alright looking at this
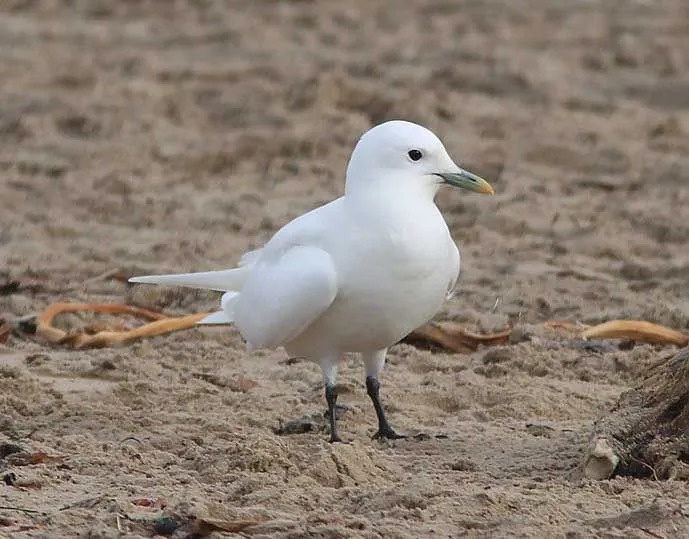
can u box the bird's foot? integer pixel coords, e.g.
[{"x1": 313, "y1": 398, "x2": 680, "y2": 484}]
[
  {"x1": 372, "y1": 425, "x2": 407, "y2": 440},
  {"x1": 328, "y1": 433, "x2": 348, "y2": 444}
]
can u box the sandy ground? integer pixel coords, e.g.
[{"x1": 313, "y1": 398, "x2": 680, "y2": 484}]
[{"x1": 2, "y1": 0, "x2": 689, "y2": 537}]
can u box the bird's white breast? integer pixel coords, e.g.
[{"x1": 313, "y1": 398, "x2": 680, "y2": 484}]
[{"x1": 285, "y1": 196, "x2": 459, "y2": 356}]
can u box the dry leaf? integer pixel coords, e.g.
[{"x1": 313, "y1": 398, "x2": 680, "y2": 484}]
[
  {"x1": 82, "y1": 322, "x2": 131, "y2": 334},
  {"x1": 404, "y1": 322, "x2": 511, "y2": 353},
  {"x1": 582, "y1": 320, "x2": 689, "y2": 347},
  {"x1": 34, "y1": 302, "x2": 209, "y2": 349}
]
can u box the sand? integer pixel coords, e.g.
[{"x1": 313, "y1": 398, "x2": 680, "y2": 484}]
[{"x1": 2, "y1": 0, "x2": 689, "y2": 536}]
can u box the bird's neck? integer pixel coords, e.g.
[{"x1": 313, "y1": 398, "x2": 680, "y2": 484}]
[
  {"x1": 344, "y1": 180, "x2": 442, "y2": 223},
  {"x1": 345, "y1": 174, "x2": 440, "y2": 206}
]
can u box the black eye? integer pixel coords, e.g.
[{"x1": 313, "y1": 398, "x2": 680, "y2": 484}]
[{"x1": 408, "y1": 149, "x2": 423, "y2": 161}]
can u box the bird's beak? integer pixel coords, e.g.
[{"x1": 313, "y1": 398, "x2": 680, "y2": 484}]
[{"x1": 435, "y1": 169, "x2": 495, "y2": 195}]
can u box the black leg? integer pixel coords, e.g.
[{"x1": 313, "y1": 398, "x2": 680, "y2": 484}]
[
  {"x1": 366, "y1": 376, "x2": 406, "y2": 440},
  {"x1": 325, "y1": 384, "x2": 344, "y2": 443}
]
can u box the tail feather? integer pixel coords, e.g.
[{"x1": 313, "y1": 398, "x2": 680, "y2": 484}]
[
  {"x1": 129, "y1": 267, "x2": 248, "y2": 292},
  {"x1": 197, "y1": 291, "x2": 240, "y2": 326},
  {"x1": 197, "y1": 311, "x2": 233, "y2": 325}
]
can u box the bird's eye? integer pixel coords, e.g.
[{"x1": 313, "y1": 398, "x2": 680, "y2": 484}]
[{"x1": 408, "y1": 149, "x2": 423, "y2": 162}]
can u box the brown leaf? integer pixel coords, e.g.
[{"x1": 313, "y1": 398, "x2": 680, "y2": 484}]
[
  {"x1": 195, "y1": 517, "x2": 262, "y2": 534},
  {"x1": 82, "y1": 322, "x2": 131, "y2": 335},
  {"x1": 0, "y1": 517, "x2": 13, "y2": 527},
  {"x1": 404, "y1": 323, "x2": 511, "y2": 353},
  {"x1": 34, "y1": 302, "x2": 208, "y2": 349},
  {"x1": 582, "y1": 320, "x2": 689, "y2": 347}
]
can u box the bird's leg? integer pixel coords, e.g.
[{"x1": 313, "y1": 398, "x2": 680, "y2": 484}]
[
  {"x1": 363, "y1": 349, "x2": 406, "y2": 440},
  {"x1": 325, "y1": 383, "x2": 343, "y2": 443},
  {"x1": 321, "y1": 357, "x2": 344, "y2": 443}
]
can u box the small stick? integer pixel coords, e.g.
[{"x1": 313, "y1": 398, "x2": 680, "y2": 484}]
[
  {"x1": 59, "y1": 494, "x2": 107, "y2": 511},
  {"x1": 119, "y1": 436, "x2": 142, "y2": 445},
  {"x1": 0, "y1": 505, "x2": 42, "y2": 515}
]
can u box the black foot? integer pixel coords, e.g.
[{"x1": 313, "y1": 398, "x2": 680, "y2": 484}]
[
  {"x1": 366, "y1": 376, "x2": 405, "y2": 441},
  {"x1": 329, "y1": 433, "x2": 347, "y2": 444},
  {"x1": 372, "y1": 426, "x2": 407, "y2": 440}
]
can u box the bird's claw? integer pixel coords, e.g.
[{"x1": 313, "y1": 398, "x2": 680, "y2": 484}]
[{"x1": 372, "y1": 427, "x2": 407, "y2": 440}]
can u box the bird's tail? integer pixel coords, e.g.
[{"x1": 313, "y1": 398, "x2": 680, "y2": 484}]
[
  {"x1": 130, "y1": 262, "x2": 255, "y2": 327},
  {"x1": 129, "y1": 267, "x2": 249, "y2": 292},
  {"x1": 196, "y1": 291, "x2": 240, "y2": 325}
]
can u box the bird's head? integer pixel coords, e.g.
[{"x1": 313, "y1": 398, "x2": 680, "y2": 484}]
[{"x1": 345, "y1": 120, "x2": 494, "y2": 199}]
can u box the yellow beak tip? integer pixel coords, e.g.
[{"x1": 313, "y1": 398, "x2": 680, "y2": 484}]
[{"x1": 480, "y1": 184, "x2": 495, "y2": 195}]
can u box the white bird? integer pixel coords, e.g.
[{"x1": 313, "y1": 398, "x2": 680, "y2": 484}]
[{"x1": 130, "y1": 120, "x2": 494, "y2": 442}]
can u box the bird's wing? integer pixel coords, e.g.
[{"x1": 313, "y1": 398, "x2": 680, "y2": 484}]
[
  {"x1": 197, "y1": 292, "x2": 240, "y2": 325},
  {"x1": 239, "y1": 248, "x2": 263, "y2": 266},
  {"x1": 234, "y1": 245, "x2": 338, "y2": 349},
  {"x1": 445, "y1": 241, "x2": 461, "y2": 300}
]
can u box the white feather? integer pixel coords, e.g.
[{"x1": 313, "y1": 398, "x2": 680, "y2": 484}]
[
  {"x1": 234, "y1": 245, "x2": 337, "y2": 349},
  {"x1": 197, "y1": 311, "x2": 232, "y2": 325},
  {"x1": 196, "y1": 292, "x2": 240, "y2": 325},
  {"x1": 129, "y1": 267, "x2": 249, "y2": 292}
]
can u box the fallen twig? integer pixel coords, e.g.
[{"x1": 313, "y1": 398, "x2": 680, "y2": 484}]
[
  {"x1": 59, "y1": 494, "x2": 108, "y2": 511},
  {"x1": 0, "y1": 505, "x2": 42, "y2": 515}
]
